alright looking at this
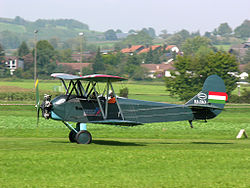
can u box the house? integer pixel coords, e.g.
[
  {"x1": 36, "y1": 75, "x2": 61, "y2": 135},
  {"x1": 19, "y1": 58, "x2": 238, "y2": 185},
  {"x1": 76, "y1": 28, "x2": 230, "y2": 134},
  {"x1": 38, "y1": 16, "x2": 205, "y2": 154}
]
[
  {"x1": 120, "y1": 45, "x2": 145, "y2": 54},
  {"x1": 4, "y1": 56, "x2": 24, "y2": 75},
  {"x1": 138, "y1": 45, "x2": 162, "y2": 54},
  {"x1": 239, "y1": 72, "x2": 248, "y2": 80},
  {"x1": 165, "y1": 45, "x2": 180, "y2": 53},
  {"x1": 141, "y1": 62, "x2": 175, "y2": 78}
]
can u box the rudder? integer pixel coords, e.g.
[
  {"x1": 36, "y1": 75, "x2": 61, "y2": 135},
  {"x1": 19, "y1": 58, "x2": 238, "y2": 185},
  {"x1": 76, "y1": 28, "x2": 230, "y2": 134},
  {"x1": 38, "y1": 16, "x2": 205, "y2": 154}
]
[{"x1": 185, "y1": 75, "x2": 228, "y2": 120}]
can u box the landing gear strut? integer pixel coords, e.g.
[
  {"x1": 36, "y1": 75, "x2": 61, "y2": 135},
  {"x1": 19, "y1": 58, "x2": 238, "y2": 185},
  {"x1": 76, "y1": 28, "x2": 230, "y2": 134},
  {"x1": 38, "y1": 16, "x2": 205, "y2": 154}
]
[
  {"x1": 189, "y1": 120, "x2": 193, "y2": 128},
  {"x1": 69, "y1": 127, "x2": 80, "y2": 143},
  {"x1": 64, "y1": 121, "x2": 92, "y2": 144}
]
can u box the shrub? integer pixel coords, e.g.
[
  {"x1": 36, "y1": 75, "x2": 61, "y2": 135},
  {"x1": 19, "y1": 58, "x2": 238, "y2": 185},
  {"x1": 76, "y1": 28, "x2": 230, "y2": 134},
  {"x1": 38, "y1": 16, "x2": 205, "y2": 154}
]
[{"x1": 119, "y1": 87, "x2": 129, "y2": 98}]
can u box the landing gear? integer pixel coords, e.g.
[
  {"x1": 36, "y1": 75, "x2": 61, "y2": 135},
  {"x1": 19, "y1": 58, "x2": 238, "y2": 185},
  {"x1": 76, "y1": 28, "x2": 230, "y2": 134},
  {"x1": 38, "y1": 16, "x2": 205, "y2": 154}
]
[
  {"x1": 75, "y1": 130, "x2": 92, "y2": 144},
  {"x1": 64, "y1": 122, "x2": 92, "y2": 144},
  {"x1": 69, "y1": 126, "x2": 80, "y2": 143}
]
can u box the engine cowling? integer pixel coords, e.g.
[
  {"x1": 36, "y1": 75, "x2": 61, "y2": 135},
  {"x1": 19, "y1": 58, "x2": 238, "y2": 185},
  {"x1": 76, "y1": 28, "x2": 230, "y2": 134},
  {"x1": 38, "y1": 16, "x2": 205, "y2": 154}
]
[{"x1": 41, "y1": 94, "x2": 52, "y2": 119}]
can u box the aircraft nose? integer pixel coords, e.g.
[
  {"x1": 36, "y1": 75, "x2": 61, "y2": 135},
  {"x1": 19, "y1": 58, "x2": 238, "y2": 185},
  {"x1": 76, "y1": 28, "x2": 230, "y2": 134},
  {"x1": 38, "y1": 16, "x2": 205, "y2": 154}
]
[{"x1": 41, "y1": 94, "x2": 52, "y2": 119}]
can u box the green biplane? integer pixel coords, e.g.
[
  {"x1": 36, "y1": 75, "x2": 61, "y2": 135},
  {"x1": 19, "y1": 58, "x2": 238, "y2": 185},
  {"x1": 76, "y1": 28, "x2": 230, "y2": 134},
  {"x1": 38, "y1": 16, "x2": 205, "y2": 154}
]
[{"x1": 36, "y1": 73, "x2": 228, "y2": 144}]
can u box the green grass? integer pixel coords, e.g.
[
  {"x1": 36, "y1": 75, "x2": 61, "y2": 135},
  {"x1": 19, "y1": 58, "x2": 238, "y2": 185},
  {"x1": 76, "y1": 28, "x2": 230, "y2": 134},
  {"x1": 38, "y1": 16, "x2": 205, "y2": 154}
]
[
  {"x1": 0, "y1": 22, "x2": 26, "y2": 33},
  {"x1": 214, "y1": 45, "x2": 231, "y2": 51},
  {"x1": 0, "y1": 105, "x2": 250, "y2": 187}
]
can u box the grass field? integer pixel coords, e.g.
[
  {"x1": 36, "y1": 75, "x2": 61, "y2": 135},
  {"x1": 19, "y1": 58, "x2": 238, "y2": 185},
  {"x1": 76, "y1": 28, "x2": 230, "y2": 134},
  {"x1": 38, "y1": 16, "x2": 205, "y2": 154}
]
[
  {"x1": 0, "y1": 104, "x2": 250, "y2": 187},
  {"x1": 0, "y1": 79, "x2": 179, "y2": 103}
]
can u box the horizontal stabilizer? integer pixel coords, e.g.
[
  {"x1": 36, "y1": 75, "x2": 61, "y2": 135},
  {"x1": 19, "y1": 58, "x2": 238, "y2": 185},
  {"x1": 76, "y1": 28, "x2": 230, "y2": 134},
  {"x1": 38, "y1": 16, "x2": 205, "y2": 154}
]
[
  {"x1": 90, "y1": 119, "x2": 143, "y2": 126},
  {"x1": 186, "y1": 104, "x2": 224, "y2": 110}
]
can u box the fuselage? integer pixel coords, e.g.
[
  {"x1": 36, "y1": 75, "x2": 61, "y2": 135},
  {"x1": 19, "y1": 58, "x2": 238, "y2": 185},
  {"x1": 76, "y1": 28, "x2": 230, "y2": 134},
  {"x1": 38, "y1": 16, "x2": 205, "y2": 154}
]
[{"x1": 48, "y1": 95, "x2": 218, "y2": 125}]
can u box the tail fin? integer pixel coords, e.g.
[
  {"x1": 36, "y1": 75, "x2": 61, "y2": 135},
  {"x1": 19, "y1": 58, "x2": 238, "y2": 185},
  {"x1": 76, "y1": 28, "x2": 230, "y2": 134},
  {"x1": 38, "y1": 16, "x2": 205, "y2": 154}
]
[{"x1": 185, "y1": 75, "x2": 228, "y2": 120}]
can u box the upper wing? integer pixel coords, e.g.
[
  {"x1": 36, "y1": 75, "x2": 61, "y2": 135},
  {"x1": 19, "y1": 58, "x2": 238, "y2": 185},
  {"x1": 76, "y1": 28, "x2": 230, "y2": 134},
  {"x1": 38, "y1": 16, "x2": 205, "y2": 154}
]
[
  {"x1": 81, "y1": 74, "x2": 127, "y2": 82},
  {"x1": 51, "y1": 73, "x2": 82, "y2": 80},
  {"x1": 51, "y1": 73, "x2": 127, "y2": 82}
]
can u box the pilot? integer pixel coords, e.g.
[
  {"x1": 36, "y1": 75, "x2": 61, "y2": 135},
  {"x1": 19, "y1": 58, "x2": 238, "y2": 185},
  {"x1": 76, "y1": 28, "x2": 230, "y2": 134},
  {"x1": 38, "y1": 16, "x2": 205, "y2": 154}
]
[
  {"x1": 108, "y1": 92, "x2": 116, "y2": 104},
  {"x1": 90, "y1": 92, "x2": 98, "y2": 99}
]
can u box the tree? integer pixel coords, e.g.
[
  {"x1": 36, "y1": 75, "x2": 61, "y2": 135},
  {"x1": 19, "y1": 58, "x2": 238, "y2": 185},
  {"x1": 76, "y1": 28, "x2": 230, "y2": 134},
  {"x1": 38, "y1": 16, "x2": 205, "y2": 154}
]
[
  {"x1": 217, "y1": 23, "x2": 232, "y2": 36},
  {"x1": 182, "y1": 36, "x2": 212, "y2": 55},
  {"x1": 123, "y1": 54, "x2": 142, "y2": 79},
  {"x1": 0, "y1": 43, "x2": 6, "y2": 77},
  {"x1": 159, "y1": 29, "x2": 169, "y2": 39},
  {"x1": 243, "y1": 48, "x2": 250, "y2": 64},
  {"x1": 49, "y1": 37, "x2": 60, "y2": 49},
  {"x1": 0, "y1": 42, "x2": 5, "y2": 62},
  {"x1": 177, "y1": 29, "x2": 190, "y2": 40},
  {"x1": 92, "y1": 47, "x2": 104, "y2": 73},
  {"x1": 0, "y1": 31, "x2": 20, "y2": 49},
  {"x1": 121, "y1": 31, "x2": 153, "y2": 46},
  {"x1": 56, "y1": 48, "x2": 73, "y2": 62},
  {"x1": 104, "y1": 29, "x2": 118, "y2": 40},
  {"x1": 165, "y1": 51, "x2": 239, "y2": 101},
  {"x1": 234, "y1": 20, "x2": 250, "y2": 38},
  {"x1": 116, "y1": 29, "x2": 122, "y2": 33},
  {"x1": 147, "y1": 27, "x2": 156, "y2": 38},
  {"x1": 145, "y1": 48, "x2": 153, "y2": 64},
  {"x1": 128, "y1": 29, "x2": 136, "y2": 34},
  {"x1": 36, "y1": 40, "x2": 57, "y2": 77},
  {"x1": 165, "y1": 29, "x2": 190, "y2": 47},
  {"x1": 18, "y1": 41, "x2": 29, "y2": 57}
]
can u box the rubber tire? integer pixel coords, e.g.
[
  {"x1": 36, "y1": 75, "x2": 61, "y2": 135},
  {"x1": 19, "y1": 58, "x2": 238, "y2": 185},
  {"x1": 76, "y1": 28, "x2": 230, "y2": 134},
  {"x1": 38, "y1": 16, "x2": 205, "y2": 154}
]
[
  {"x1": 69, "y1": 127, "x2": 80, "y2": 143},
  {"x1": 75, "y1": 130, "x2": 92, "y2": 144}
]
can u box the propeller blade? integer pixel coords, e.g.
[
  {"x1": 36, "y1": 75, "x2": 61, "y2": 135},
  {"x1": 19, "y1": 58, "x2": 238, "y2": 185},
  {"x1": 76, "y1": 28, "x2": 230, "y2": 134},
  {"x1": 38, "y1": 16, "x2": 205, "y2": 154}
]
[
  {"x1": 37, "y1": 105, "x2": 40, "y2": 126},
  {"x1": 35, "y1": 79, "x2": 40, "y2": 126}
]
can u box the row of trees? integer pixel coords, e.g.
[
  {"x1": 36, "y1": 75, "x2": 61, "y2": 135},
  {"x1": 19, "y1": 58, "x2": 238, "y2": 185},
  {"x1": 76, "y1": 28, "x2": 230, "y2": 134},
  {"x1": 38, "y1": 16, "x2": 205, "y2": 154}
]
[{"x1": 1, "y1": 16, "x2": 250, "y2": 50}]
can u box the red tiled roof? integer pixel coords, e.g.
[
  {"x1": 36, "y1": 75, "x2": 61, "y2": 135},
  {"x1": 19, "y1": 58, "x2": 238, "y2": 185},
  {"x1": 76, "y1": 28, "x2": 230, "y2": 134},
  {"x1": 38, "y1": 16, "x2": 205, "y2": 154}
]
[
  {"x1": 120, "y1": 45, "x2": 144, "y2": 53},
  {"x1": 165, "y1": 45, "x2": 176, "y2": 51},
  {"x1": 4, "y1": 56, "x2": 18, "y2": 61},
  {"x1": 138, "y1": 45, "x2": 161, "y2": 54},
  {"x1": 57, "y1": 63, "x2": 92, "y2": 70}
]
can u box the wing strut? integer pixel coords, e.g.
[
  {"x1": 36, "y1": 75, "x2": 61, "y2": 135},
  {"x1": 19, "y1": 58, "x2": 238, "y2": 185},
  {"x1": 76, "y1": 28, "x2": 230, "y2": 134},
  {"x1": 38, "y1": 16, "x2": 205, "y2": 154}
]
[
  {"x1": 92, "y1": 81, "x2": 106, "y2": 119},
  {"x1": 105, "y1": 81, "x2": 109, "y2": 119},
  {"x1": 188, "y1": 120, "x2": 193, "y2": 128},
  {"x1": 110, "y1": 81, "x2": 125, "y2": 120}
]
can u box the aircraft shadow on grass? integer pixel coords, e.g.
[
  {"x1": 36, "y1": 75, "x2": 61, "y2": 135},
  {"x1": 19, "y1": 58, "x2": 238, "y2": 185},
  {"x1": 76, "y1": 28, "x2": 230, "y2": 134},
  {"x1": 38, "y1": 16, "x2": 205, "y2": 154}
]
[
  {"x1": 48, "y1": 140, "x2": 145, "y2": 146},
  {"x1": 191, "y1": 142, "x2": 233, "y2": 145},
  {"x1": 92, "y1": 140, "x2": 145, "y2": 146}
]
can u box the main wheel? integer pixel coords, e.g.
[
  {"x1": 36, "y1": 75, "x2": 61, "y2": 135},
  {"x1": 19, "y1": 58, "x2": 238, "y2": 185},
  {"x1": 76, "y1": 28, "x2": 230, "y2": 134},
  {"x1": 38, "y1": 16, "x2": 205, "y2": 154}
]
[
  {"x1": 75, "y1": 130, "x2": 92, "y2": 144},
  {"x1": 69, "y1": 127, "x2": 80, "y2": 143}
]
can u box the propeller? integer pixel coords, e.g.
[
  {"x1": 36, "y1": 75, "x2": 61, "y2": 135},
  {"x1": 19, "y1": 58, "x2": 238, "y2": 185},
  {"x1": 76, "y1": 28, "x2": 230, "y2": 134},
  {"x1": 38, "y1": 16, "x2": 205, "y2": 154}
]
[{"x1": 35, "y1": 79, "x2": 40, "y2": 126}]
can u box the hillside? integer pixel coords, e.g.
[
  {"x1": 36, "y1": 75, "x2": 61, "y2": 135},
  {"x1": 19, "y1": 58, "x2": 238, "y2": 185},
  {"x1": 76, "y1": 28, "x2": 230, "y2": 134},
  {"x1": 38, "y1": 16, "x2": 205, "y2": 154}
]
[{"x1": 0, "y1": 16, "x2": 104, "y2": 49}]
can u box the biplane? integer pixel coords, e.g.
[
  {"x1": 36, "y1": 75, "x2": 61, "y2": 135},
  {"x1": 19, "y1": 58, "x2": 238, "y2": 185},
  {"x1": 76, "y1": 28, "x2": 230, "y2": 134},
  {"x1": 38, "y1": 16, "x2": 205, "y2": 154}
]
[{"x1": 36, "y1": 74, "x2": 228, "y2": 144}]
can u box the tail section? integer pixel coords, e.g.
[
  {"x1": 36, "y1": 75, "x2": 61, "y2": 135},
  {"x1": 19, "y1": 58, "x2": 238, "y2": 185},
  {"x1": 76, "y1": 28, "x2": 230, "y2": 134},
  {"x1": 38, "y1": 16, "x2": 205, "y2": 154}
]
[{"x1": 185, "y1": 75, "x2": 228, "y2": 120}]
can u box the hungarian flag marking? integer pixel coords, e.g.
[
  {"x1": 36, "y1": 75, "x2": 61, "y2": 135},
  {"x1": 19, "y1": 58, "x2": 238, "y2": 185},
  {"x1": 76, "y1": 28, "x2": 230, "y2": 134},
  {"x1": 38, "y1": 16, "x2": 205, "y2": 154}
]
[{"x1": 208, "y1": 91, "x2": 228, "y2": 104}]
